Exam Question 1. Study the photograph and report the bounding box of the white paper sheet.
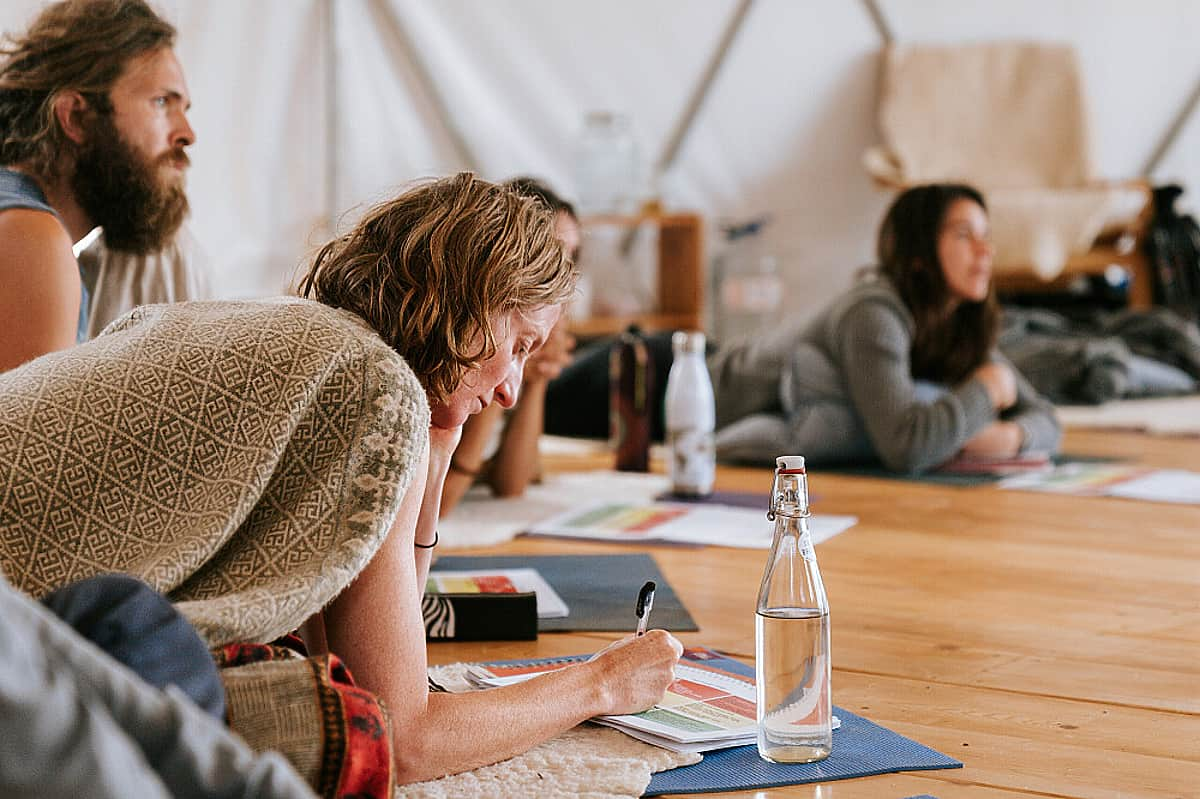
[526,499,857,550]
[426,568,569,618]
[1104,469,1200,504]
[440,470,857,550]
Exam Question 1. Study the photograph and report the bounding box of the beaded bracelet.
[414,530,438,549]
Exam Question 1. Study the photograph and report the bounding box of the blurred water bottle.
[610,325,653,472]
[711,218,783,344]
[756,455,832,763]
[665,331,715,497]
[574,111,639,215]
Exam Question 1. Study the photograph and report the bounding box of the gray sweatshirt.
[708,275,1061,472]
[0,572,316,799]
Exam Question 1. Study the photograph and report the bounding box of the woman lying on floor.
[547,182,1061,473]
[0,173,680,792]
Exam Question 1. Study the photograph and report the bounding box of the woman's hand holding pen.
[584,630,682,716]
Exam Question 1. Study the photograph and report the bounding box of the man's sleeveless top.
[0,167,89,342]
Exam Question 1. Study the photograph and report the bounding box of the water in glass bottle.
[755,455,832,763]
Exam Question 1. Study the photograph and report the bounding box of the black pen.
[635,580,656,636]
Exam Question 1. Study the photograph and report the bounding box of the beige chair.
[863,41,1154,307]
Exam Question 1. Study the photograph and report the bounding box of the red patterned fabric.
[215,636,394,799]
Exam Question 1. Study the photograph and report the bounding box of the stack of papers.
[426,568,568,618]
[466,647,839,754]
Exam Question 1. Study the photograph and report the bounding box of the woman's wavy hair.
[877,183,999,385]
[299,173,578,404]
[0,0,176,178]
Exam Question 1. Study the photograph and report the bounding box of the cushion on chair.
[871,42,1091,189]
[987,185,1148,277]
[864,41,1148,280]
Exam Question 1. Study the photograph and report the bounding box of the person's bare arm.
[0,210,80,371]
[439,404,503,516]
[487,321,574,497]
[486,379,548,497]
[325,424,680,784]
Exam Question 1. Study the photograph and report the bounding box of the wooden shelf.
[993,246,1153,309]
[579,211,703,228]
[567,312,699,340]
[569,211,705,339]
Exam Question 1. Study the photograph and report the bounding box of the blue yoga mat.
[644,657,961,796]
[478,651,960,795]
[644,707,961,795]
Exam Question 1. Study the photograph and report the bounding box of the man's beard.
[70,113,189,255]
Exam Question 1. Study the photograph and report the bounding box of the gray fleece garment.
[708,274,1061,472]
[0,572,315,799]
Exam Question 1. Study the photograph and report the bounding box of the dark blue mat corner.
[644,655,961,795]
[644,706,961,795]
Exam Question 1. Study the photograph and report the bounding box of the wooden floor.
[428,428,1200,799]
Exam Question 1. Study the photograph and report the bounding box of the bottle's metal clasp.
[767,477,810,521]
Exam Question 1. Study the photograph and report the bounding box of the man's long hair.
[0,0,176,178]
[299,173,578,404]
[877,183,999,385]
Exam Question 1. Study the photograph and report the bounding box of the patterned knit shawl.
[0,298,428,645]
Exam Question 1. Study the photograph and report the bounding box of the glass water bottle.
[755,455,832,763]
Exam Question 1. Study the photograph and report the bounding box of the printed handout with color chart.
[424,568,568,618]
[525,501,857,549]
[466,647,840,754]
[1000,463,1200,505]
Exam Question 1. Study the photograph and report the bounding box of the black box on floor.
[422,591,538,641]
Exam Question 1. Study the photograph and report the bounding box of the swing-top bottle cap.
[775,455,806,472]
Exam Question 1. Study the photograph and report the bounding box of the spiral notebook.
[467,647,767,753]
[459,649,962,794]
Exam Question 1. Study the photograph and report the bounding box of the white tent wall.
[3,0,1200,317]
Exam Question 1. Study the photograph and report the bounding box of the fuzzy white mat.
[399,664,700,798]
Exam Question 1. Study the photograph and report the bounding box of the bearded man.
[0,0,194,371]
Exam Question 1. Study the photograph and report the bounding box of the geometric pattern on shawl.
[0,298,428,646]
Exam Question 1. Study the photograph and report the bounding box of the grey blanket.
[999,306,1200,404]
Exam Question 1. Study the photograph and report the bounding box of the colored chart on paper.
[527,500,857,550]
[1001,462,1200,504]
[425,568,568,618]
[562,503,689,534]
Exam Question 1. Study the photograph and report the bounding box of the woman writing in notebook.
[0,174,681,790]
